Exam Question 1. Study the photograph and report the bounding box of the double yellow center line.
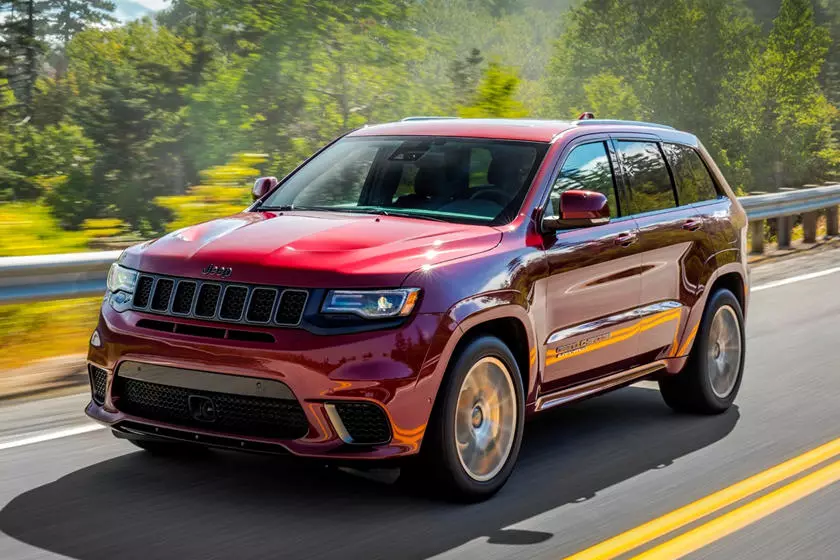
[566,437,840,560]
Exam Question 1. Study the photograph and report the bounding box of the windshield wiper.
[256,205,448,222]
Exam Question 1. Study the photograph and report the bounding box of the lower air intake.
[334,402,392,445]
[113,377,309,440]
[89,365,108,404]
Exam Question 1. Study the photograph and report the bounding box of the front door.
[542,140,646,391]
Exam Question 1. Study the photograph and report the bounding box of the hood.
[121,211,502,288]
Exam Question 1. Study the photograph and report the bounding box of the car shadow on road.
[0,387,739,560]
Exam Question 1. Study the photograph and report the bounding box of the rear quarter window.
[662,143,720,205]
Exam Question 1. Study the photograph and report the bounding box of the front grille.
[172,281,196,314]
[195,284,221,317]
[113,377,309,440]
[89,365,108,404]
[131,273,309,328]
[220,286,248,320]
[276,290,308,325]
[334,402,391,445]
[150,279,174,311]
[247,288,276,322]
[133,277,153,308]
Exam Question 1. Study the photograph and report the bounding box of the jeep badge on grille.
[202,264,233,278]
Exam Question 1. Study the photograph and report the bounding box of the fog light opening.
[90,329,102,348]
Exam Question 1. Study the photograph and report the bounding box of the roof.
[348,118,678,143]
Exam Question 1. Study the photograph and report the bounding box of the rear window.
[617,141,676,214]
[662,143,719,205]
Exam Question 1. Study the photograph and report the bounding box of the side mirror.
[543,189,610,231]
[252,176,278,201]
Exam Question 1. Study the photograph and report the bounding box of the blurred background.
[0,0,838,398]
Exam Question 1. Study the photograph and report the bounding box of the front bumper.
[87,303,450,460]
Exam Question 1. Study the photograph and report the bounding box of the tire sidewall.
[693,289,746,411]
[437,335,525,498]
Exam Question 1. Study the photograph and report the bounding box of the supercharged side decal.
[546,305,683,365]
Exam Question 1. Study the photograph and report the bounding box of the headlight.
[107,263,138,294]
[321,288,420,319]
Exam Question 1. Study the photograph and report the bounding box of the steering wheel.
[469,188,509,206]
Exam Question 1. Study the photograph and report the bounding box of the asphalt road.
[2,247,840,560]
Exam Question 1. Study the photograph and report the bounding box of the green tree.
[459,62,528,118]
[544,0,760,139]
[61,20,194,230]
[155,152,266,231]
[579,73,643,121]
[36,0,116,45]
[718,0,839,188]
[0,0,43,114]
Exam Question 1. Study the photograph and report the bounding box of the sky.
[113,0,169,21]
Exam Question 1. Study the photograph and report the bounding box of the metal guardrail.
[741,183,840,253]
[0,250,121,305]
[1,184,839,305]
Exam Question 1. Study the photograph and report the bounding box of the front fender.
[412,291,540,423]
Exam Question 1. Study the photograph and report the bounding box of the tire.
[117,432,208,456]
[404,335,525,502]
[659,288,745,414]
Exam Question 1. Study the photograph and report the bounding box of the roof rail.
[573,119,675,130]
[400,116,460,122]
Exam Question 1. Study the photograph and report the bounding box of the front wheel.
[405,335,525,502]
[659,288,745,414]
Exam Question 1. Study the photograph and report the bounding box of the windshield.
[259,136,548,225]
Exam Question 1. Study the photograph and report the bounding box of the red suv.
[87,117,748,501]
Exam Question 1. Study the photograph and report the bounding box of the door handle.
[683,218,702,231]
[614,231,638,247]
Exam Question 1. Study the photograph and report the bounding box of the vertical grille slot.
[246,288,277,323]
[133,276,154,308]
[150,279,175,311]
[219,286,248,320]
[89,365,108,404]
[172,281,196,314]
[276,290,308,325]
[195,284,222,317]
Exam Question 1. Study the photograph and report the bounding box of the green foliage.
[717,0,840,188]
[578,73,643,121]
[59,20,195,231]
[155,152,267,231]
[35,0,117,45]
[0,201,91,255]
[0,0,838,260]
[545,0,839,191]
[459,62,528,118]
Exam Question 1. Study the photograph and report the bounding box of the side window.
[551,142,619,218]
[662,143,719,205]
[617,141,676,214]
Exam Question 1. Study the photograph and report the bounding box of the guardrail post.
[777,216,792,249]
[828,206,839,237]
[749,220,764,254]
[803,211,818,243]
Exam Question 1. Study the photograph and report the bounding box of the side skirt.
[535,361,667,412]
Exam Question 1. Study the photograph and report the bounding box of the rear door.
[542,138,645,391]
[613,138,713,363]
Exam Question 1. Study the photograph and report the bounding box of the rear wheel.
[404,335,524,502]
[659,288,745,414]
